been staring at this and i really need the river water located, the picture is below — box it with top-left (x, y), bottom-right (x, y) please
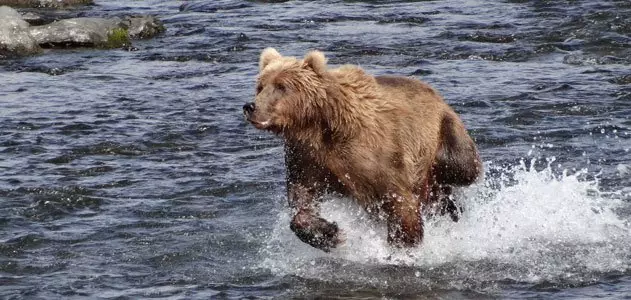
top-left (1, 0), bottom-right (630, 299)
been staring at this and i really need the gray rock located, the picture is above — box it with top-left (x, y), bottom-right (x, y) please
top-left (2, 7), bottom-right (165, 55)
top-left (29, 16), bottom-right (165, 48)
top-left (0, 0), bottom-right (93, 8)
top-left (122, 15), bottom-right (165, 39)
top-left (0, 6), bottom-right (42, 58)
top-left (29, 17), bottom-right (125, 47)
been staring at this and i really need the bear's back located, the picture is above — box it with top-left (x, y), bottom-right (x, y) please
top-left (375, 76), bottom-right (445, 107)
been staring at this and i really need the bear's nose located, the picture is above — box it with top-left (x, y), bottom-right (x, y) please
top-left (243, 102), bottom-right (255, 117)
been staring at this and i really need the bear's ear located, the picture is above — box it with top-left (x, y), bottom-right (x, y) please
top-left (303, 50), bottom-right (327, 75)
top-left (259, 48), bottom-right (282, 71)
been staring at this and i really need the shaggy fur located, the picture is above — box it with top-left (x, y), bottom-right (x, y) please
top-left (243, 48), bottom-right (482, 252)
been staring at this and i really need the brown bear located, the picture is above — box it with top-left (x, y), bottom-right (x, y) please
top-left (243, 48), bottom-right (482, 252)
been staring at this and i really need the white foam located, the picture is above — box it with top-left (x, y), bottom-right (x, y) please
top-left (617, 164), bottom-right (630, 176)
top-left (259, 158), bottom-right (631, 285)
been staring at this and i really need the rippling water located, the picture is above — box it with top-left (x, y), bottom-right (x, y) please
top-left (1, 0), bottom-right (630, 298)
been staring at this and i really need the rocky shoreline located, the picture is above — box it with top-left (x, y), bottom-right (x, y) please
top-left (0, 1), bottom-right (165, 59)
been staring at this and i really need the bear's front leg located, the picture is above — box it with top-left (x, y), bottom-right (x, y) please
top-left (385, 192), bottom-right (423, 247)
top-left (290, 209), bottom-right (341, 252)
top-left (287, 183), bottom-right (343, 252)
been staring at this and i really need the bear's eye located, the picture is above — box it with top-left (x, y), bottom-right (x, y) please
top-left (256, 85), bottom-right (263, 94)
top-left (275, 83), bottom-right (286, 93)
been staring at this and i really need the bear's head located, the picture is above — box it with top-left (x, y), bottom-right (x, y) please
top-left (243, 48), bottom-right (329, 135)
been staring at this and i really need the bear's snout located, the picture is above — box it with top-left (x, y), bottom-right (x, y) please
top-left (242, 102), bottom-right (255, 118)
top-left (243, 102), bottom-right (272, 130)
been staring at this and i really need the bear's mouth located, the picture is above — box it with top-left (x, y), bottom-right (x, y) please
top-left (244, 114), bottom-right (274, 130)
top-left (250, 119), bottom-right (271, 129)
top-left (248, 118), bottom-right (282, 134)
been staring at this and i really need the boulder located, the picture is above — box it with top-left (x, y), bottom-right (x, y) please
top-left (0, 6), bottom-right (42, 58)
top-left (0, 0), bottom-right (93, 8)
top-left (29, 17), bottom-right (124, 48)
top-left (28, 16), bottom-right (165, 48)
top-left (1, 4), bottom-right (165, 56)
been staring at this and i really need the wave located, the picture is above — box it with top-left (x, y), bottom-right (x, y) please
top-left (258, 158), bottom-right (631, 290)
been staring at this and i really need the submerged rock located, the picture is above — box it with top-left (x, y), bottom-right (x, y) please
top-left (0, 0), bottom-right (93, 8)
top-left (0, 6), bottom-right (42, 58)
top-left (122, 15), bottom-right (165, 39)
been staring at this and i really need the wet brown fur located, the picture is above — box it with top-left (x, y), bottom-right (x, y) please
top-left (245, 48), bottom-right (482, 251)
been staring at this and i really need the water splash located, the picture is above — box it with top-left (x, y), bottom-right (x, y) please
top-left (259, 159), bottom-right (631, 289)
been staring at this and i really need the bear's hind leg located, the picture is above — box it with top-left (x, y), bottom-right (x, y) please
top-left (426, 113), bottom-right (481, 222)
top-left (423, 172), bottom-right (462, 222)
top-left (433, 114), bottom-right (482, 187)
top-left (430, 184), bottom-right (462, 222)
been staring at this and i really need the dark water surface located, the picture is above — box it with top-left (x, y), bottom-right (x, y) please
top-left (1, 0), bottom-right (630, 299)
